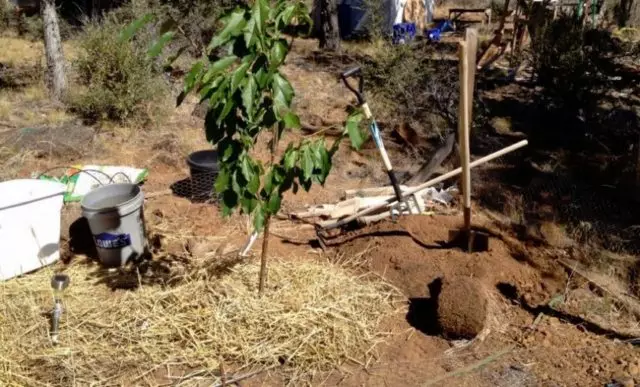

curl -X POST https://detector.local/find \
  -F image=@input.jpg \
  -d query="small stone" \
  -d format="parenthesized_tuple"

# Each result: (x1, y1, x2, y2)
(627, 364, 640, 376)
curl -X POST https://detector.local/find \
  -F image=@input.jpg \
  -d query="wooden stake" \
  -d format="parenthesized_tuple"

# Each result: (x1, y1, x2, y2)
(458, 40, 471, 230)
(458, 29, 478, 232)
(466, 29, 478, 119)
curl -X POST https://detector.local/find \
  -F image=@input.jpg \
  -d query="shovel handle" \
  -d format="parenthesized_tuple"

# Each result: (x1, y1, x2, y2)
(340, 67, 366, 105)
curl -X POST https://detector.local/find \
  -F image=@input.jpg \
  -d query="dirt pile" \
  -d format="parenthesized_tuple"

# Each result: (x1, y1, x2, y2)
(336, 215, 565, 299)
(437, 276, 488, 339)
(334, 215, 567, 339)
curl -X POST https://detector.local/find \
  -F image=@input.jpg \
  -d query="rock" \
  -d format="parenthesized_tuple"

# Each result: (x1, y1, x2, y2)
(489, 117, 527, 138)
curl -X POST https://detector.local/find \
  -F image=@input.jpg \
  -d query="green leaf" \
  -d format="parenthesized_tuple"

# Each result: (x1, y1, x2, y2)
(302, 147, 313, 180)
(247, 173, 260, 195)
(202, 56, 237, 85)
(199, 75, 224, 101)
(319, 145, 330, 177)
(266, 191, 281, 214)
(272, 73, 294, 114)
(269, 40, 288, 68)
(242, 76, 257, 118)
(253, 204, 266, 231)
(240, 196, 258, 214)
(284, 149, 298, 171)
(212, 80, 232, 109)
(215, 168, 230, 193)
(208, 9, 247, 51)
(221, 190, 238, 217)
(243, 16, 257, 48)
(218, 96, 236, 123)
(253, 0, 269, 36)
(275, 5, 295, 30)
(263, 169, 274, 194)
(241, 156, 254, 182)
(345, 113, 365, 150)
(232, 170, 242, 194)
(231, 62, 251, 91)
(255, 67, 270, 89)
(119, 13, 154, 43)
(183, 61, 204, 95)
(205, 107, 224, 143)
(147, 31, 175, 58)
(273, 165, 285, 184)
(283, 112, 300, 129)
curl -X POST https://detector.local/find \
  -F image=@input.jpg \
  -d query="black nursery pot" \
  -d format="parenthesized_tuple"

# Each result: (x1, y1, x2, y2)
(186, 150, 219, 201)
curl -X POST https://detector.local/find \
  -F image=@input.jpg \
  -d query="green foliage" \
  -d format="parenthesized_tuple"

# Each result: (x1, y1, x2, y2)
(172, 0, 358, 231)
(70, 18, 166, 123)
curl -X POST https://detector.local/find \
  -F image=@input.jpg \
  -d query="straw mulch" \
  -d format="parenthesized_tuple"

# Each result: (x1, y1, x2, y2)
(0, 256, 399, 386)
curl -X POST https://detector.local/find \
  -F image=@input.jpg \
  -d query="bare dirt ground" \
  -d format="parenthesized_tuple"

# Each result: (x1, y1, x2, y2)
(2, 30, 640, 386)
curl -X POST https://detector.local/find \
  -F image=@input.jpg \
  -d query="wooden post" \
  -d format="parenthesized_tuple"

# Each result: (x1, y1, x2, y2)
(459, 29, 478, 232)
(466, 29, 478, 118)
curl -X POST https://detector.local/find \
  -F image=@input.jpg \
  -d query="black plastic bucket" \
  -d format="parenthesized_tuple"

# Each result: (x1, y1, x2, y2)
(186, 150, 219, 201)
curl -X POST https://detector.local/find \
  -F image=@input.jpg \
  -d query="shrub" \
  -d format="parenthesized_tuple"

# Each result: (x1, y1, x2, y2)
(0, 1, 11, 31)
(362, 42, 464, 142)
(530, 15, 589, 107)
(109, 0, 239, 56)
(70, 18, 166, 123)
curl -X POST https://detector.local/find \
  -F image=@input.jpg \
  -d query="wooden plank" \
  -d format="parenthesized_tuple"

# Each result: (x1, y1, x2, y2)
(320, 140, 528, 230)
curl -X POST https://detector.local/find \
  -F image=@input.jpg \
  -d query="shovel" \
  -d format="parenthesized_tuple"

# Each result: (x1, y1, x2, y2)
(340, 67, 405, 205)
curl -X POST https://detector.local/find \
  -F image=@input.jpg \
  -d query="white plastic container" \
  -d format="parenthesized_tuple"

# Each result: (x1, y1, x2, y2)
(0, 179, 66, 281)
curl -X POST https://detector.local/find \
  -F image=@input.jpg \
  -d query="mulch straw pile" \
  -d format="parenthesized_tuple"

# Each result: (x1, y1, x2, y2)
(0, 258, 399, 386)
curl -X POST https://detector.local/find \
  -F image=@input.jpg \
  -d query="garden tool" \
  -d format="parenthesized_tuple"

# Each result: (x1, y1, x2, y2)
(50, 273, 70, 344)
(340, 67, 406, 207)
(312, 67, 420, 249)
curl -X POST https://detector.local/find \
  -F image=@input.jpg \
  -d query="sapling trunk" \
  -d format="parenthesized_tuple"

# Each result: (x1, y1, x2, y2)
(258, 215, 271, 295)
(258, 126, 280, 295)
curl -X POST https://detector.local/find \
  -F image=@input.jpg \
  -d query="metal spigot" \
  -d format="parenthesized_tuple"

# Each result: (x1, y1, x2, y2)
(50, 274, 70, 344)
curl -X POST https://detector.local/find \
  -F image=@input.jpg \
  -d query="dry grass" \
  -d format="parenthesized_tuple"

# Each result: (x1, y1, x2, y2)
(0, 255, 400, 386)
(0, 37, 79, 66)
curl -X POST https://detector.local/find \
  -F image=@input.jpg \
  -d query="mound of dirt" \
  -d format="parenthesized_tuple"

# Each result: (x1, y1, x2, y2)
(437, 276, 488, 339)
(335, 215, 564, 298)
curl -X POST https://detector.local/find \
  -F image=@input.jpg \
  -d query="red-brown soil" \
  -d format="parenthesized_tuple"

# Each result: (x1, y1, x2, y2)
(438, 276, 488, 339)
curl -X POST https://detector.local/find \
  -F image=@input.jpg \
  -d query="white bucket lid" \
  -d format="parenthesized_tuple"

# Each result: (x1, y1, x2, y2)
(0, 179, 66, 211)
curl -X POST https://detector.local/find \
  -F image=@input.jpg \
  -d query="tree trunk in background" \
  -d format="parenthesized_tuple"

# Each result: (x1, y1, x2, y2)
(318, 0, 341, 51)
(41, 0, 67, 102)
